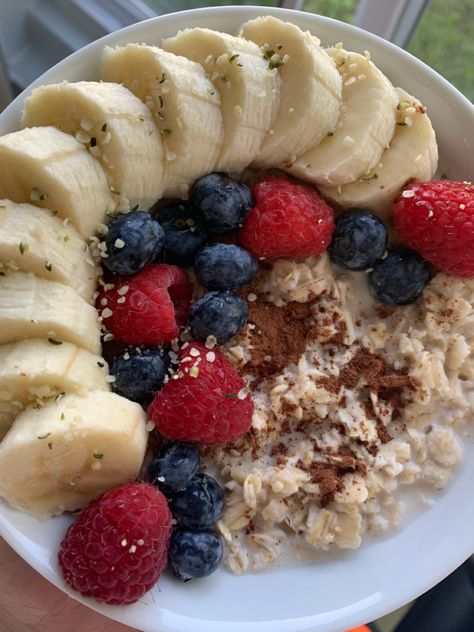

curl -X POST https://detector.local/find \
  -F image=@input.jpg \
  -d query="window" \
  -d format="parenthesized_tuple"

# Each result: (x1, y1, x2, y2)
(143, 0, 278, 12)
(303, 0, 358, 24)
(1, 0, 472, 104)
(408, 0, 473, 101)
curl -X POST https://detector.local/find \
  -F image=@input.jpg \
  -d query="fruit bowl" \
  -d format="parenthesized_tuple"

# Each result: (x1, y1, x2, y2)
(0, 6, 473, 632)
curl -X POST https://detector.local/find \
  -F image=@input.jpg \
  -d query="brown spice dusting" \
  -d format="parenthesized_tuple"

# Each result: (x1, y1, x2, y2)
(309, 463, 343, 506)
(376, 420, 392, 444)
(240, 297, 319, 379)
(374, 304, 395, 319)
(297, 447, 367, 507)
(270, 442, 287, 457)
(440, 309, 454, 318)
(336, 349, 418, 410)
(279, 399, 299, 415)
(340, 349, 385, 389)
(322, 320, 348, 347)
(248, 427, 262, 460)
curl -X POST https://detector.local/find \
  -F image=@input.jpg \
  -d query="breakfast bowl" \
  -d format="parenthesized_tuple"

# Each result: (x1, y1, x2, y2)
(0, 5, 473, 632)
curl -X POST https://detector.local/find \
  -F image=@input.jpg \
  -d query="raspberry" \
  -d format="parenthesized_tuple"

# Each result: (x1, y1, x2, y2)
(98, 264, 192, 345)
(58, 483, 172, 605)
(239, 175, 334, 260)
(394, 180, 474, 278)
(148, 341, 253, 444)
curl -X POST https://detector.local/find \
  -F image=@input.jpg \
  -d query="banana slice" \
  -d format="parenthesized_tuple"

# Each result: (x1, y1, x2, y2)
(239, 16, 342, 168)
(0, 339, 109, 440)
(287, 48, 398, 186)
(0, 199, 98, 303)
(319, 88, 438, 217)
(163, 28, 281, 173)
(0, 272, 101, 354)
(0, 126, 115, 237)
(23, 81, 165, 211)
(0, 391, 147, 519)
(101, 45, 223, 199)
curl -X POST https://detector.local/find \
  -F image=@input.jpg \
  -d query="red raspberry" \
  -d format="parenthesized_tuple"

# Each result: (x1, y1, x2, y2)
(394, 180, 474, 278)
(98, 264, 192, 345)
(58, 483, 172, 605)
(239, 175, 334, 260)
(148, 341, 253, 444)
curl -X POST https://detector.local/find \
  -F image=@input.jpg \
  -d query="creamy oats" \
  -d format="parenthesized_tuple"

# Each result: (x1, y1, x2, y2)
(201, 254, 474, 573)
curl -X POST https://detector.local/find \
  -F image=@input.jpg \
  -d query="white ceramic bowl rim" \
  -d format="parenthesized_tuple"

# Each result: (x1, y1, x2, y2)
(0, 6, 473, 632)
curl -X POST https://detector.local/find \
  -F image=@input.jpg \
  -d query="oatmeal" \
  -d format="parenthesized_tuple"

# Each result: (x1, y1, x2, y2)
(202, 254, 474, 573)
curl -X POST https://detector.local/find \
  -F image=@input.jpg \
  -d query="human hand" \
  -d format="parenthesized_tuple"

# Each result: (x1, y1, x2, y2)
(0, 537, 138, 632)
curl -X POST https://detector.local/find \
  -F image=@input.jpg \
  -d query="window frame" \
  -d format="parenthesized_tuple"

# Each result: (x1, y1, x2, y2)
(0, 0, 432, 97)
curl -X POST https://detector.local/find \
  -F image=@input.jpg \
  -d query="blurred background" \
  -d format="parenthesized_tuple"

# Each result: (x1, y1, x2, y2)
(0, 1, 473, 630)
(0, 0, 473, 112)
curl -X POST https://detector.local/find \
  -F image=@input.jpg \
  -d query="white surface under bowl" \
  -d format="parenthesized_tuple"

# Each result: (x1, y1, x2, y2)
(1, 6, 474, 632)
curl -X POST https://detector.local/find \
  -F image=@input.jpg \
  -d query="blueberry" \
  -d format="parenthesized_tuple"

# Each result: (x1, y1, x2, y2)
(194, 244, 258, 290)
(369, 250, 431, 305)
(190, 173, 253, 234)
(102, 211, 165, 276)
(110, 346, 171, 404)
(157, 202, 208, 266)
(148, 442, 200, 496)
(169, 529, 223, 582)
(329, 209, 387, 270)
(189, 291, 248, 344)
(170, 473, 224, 529)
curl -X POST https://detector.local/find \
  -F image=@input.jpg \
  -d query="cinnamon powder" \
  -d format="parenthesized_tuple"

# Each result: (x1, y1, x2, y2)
(229, 291, 421, 508)
(242, 298, 319, 378)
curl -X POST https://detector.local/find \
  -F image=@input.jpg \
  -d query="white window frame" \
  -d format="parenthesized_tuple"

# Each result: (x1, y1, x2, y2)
(354, 0, 431, 47)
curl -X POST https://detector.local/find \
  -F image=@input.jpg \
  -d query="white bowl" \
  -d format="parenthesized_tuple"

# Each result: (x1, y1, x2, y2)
(1, 6, 473, 632)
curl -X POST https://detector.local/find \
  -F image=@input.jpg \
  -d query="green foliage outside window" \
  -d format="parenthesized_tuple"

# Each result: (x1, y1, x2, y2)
(408, 0, 474, 102)
(303, 0, 357, 24)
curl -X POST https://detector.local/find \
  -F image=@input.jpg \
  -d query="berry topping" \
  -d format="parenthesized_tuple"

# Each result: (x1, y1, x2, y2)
(189, 290, 248, 344)
(239, 175, 334, 260)
(110, 346, 172, 405)
(194, 243, 258, 290)
(98, 264, 192, 345)
(148, 341, 253, 444)
(394, 180, 474, 278)
(329, 209, 387, 270)
(190, 173, 253, 234)
(101, 211, 164, 276)
(170, 473, 224, 530)
(148, 442, 200, 496)
(58, 483, 172, 605)
(369, 250, 431, 305)
(169, 529, 223, 582)
(157, 202, 208, 266)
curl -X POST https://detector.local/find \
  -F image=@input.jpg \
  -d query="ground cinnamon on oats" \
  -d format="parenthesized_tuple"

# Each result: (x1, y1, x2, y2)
(241, 297, 319, 378)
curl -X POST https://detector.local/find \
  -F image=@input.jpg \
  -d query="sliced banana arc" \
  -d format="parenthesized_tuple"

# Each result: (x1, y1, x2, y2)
(0, 339, 109, 440)
(239, 16, 342, 169)
(23, 81, 165, 211)
(0, 272, 101, 354)
(287, 48, 398, 186)
(319, 88, 438, 217)
(0, 199, 98, 303)
(0, 391, 147, 519)
(163, 27, 281, 173)
(101, 45, 223, 199)
(0, 126, 114, 238)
